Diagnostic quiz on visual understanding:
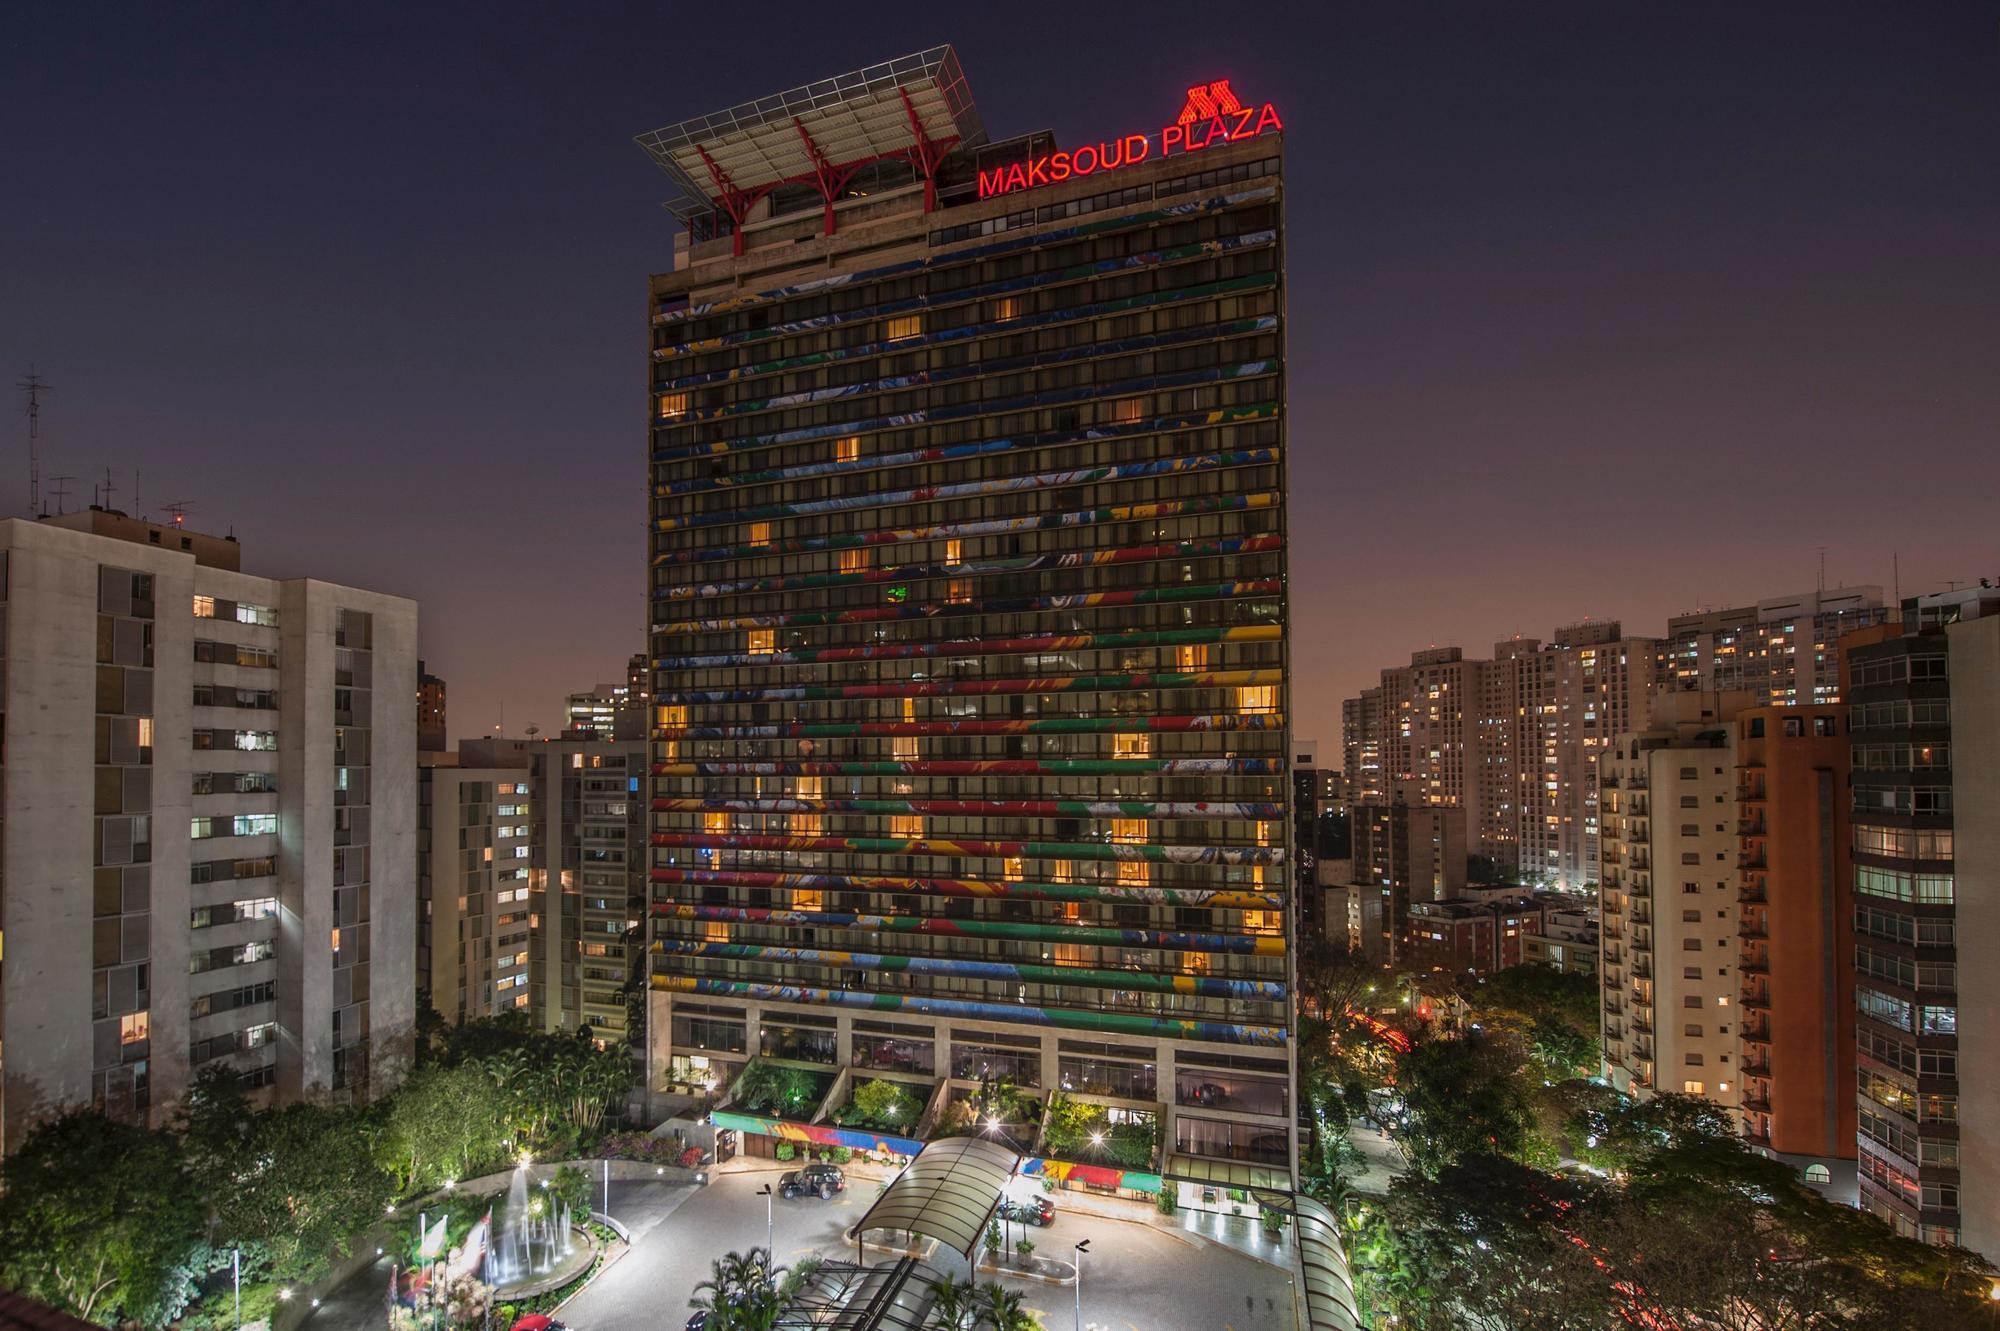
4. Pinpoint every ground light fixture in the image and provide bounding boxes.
[1073,1239,1091,1331]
